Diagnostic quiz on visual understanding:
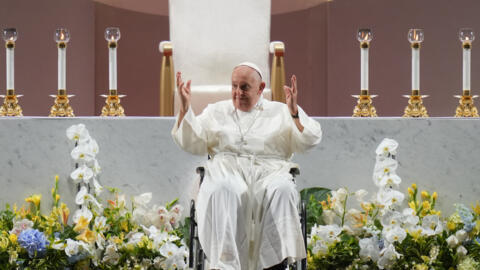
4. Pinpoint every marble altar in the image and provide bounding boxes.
[0,117,478,215]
